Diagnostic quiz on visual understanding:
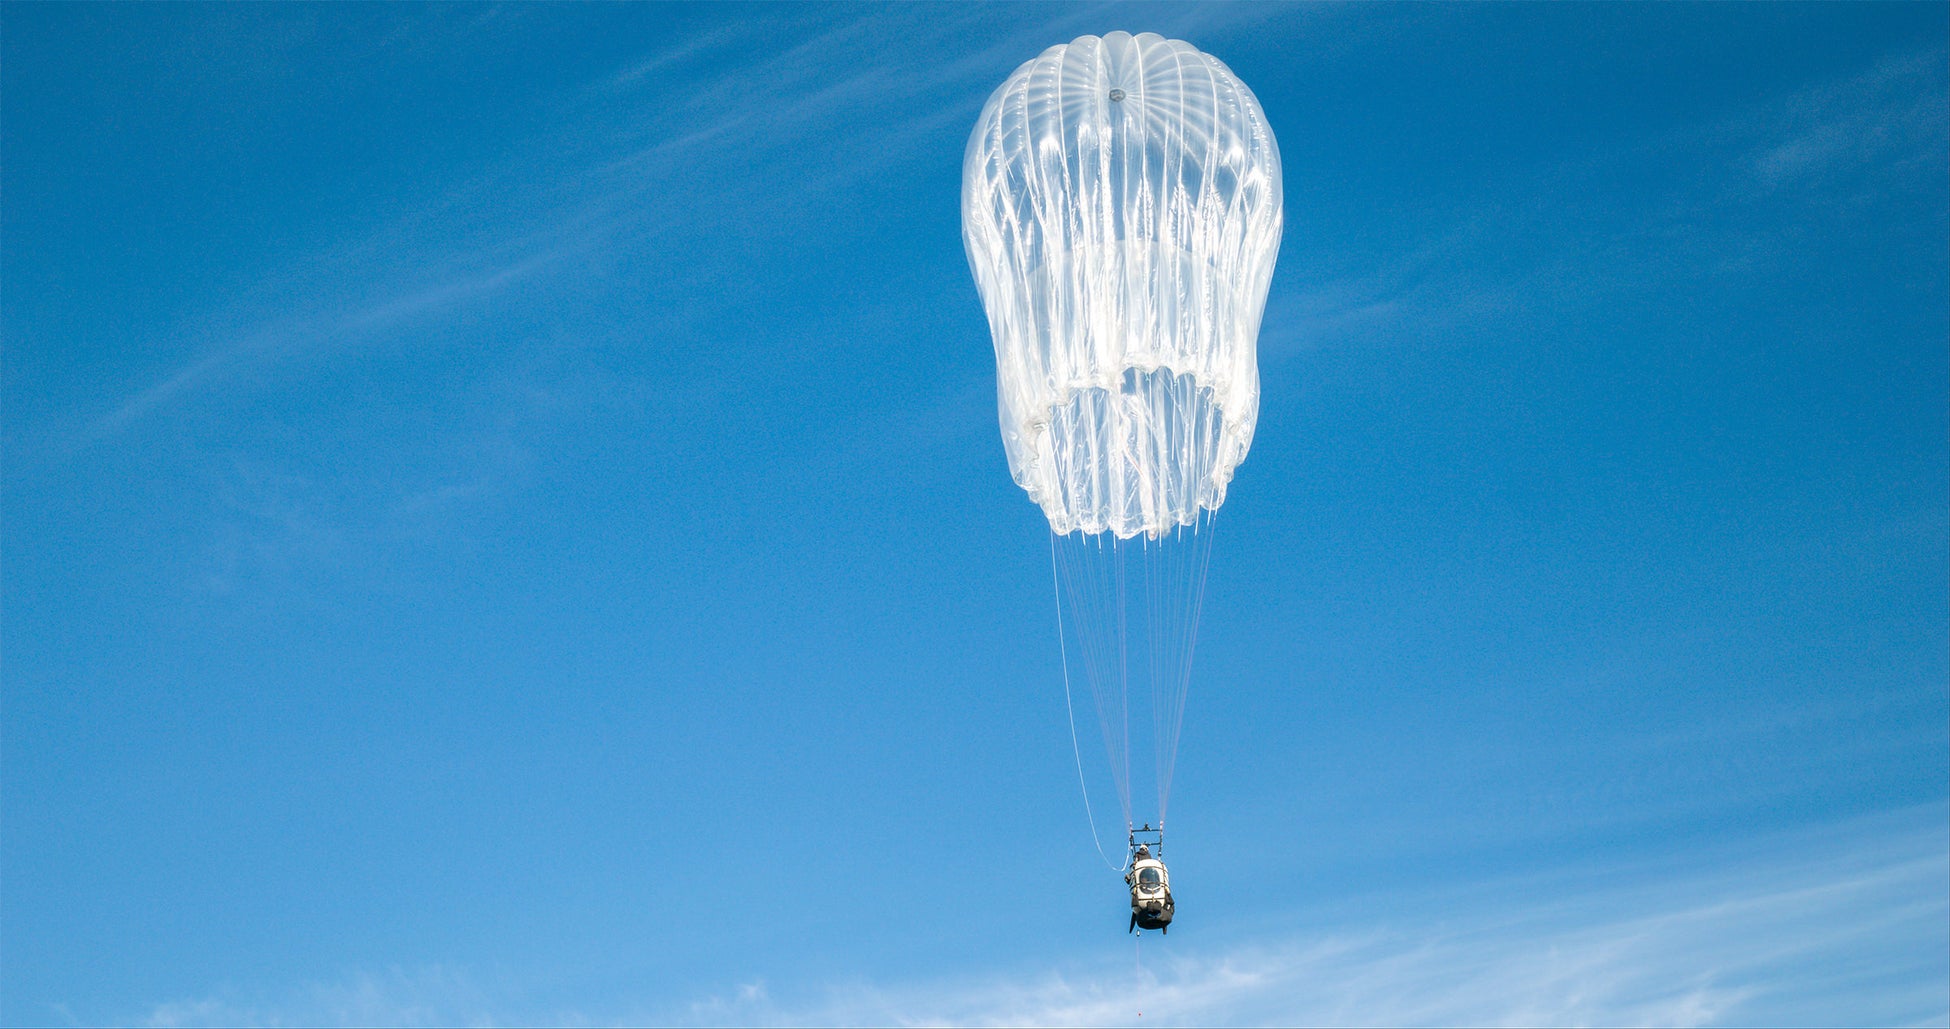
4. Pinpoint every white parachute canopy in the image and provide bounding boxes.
[963,33,1282,842]
[962,30,1282,539]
